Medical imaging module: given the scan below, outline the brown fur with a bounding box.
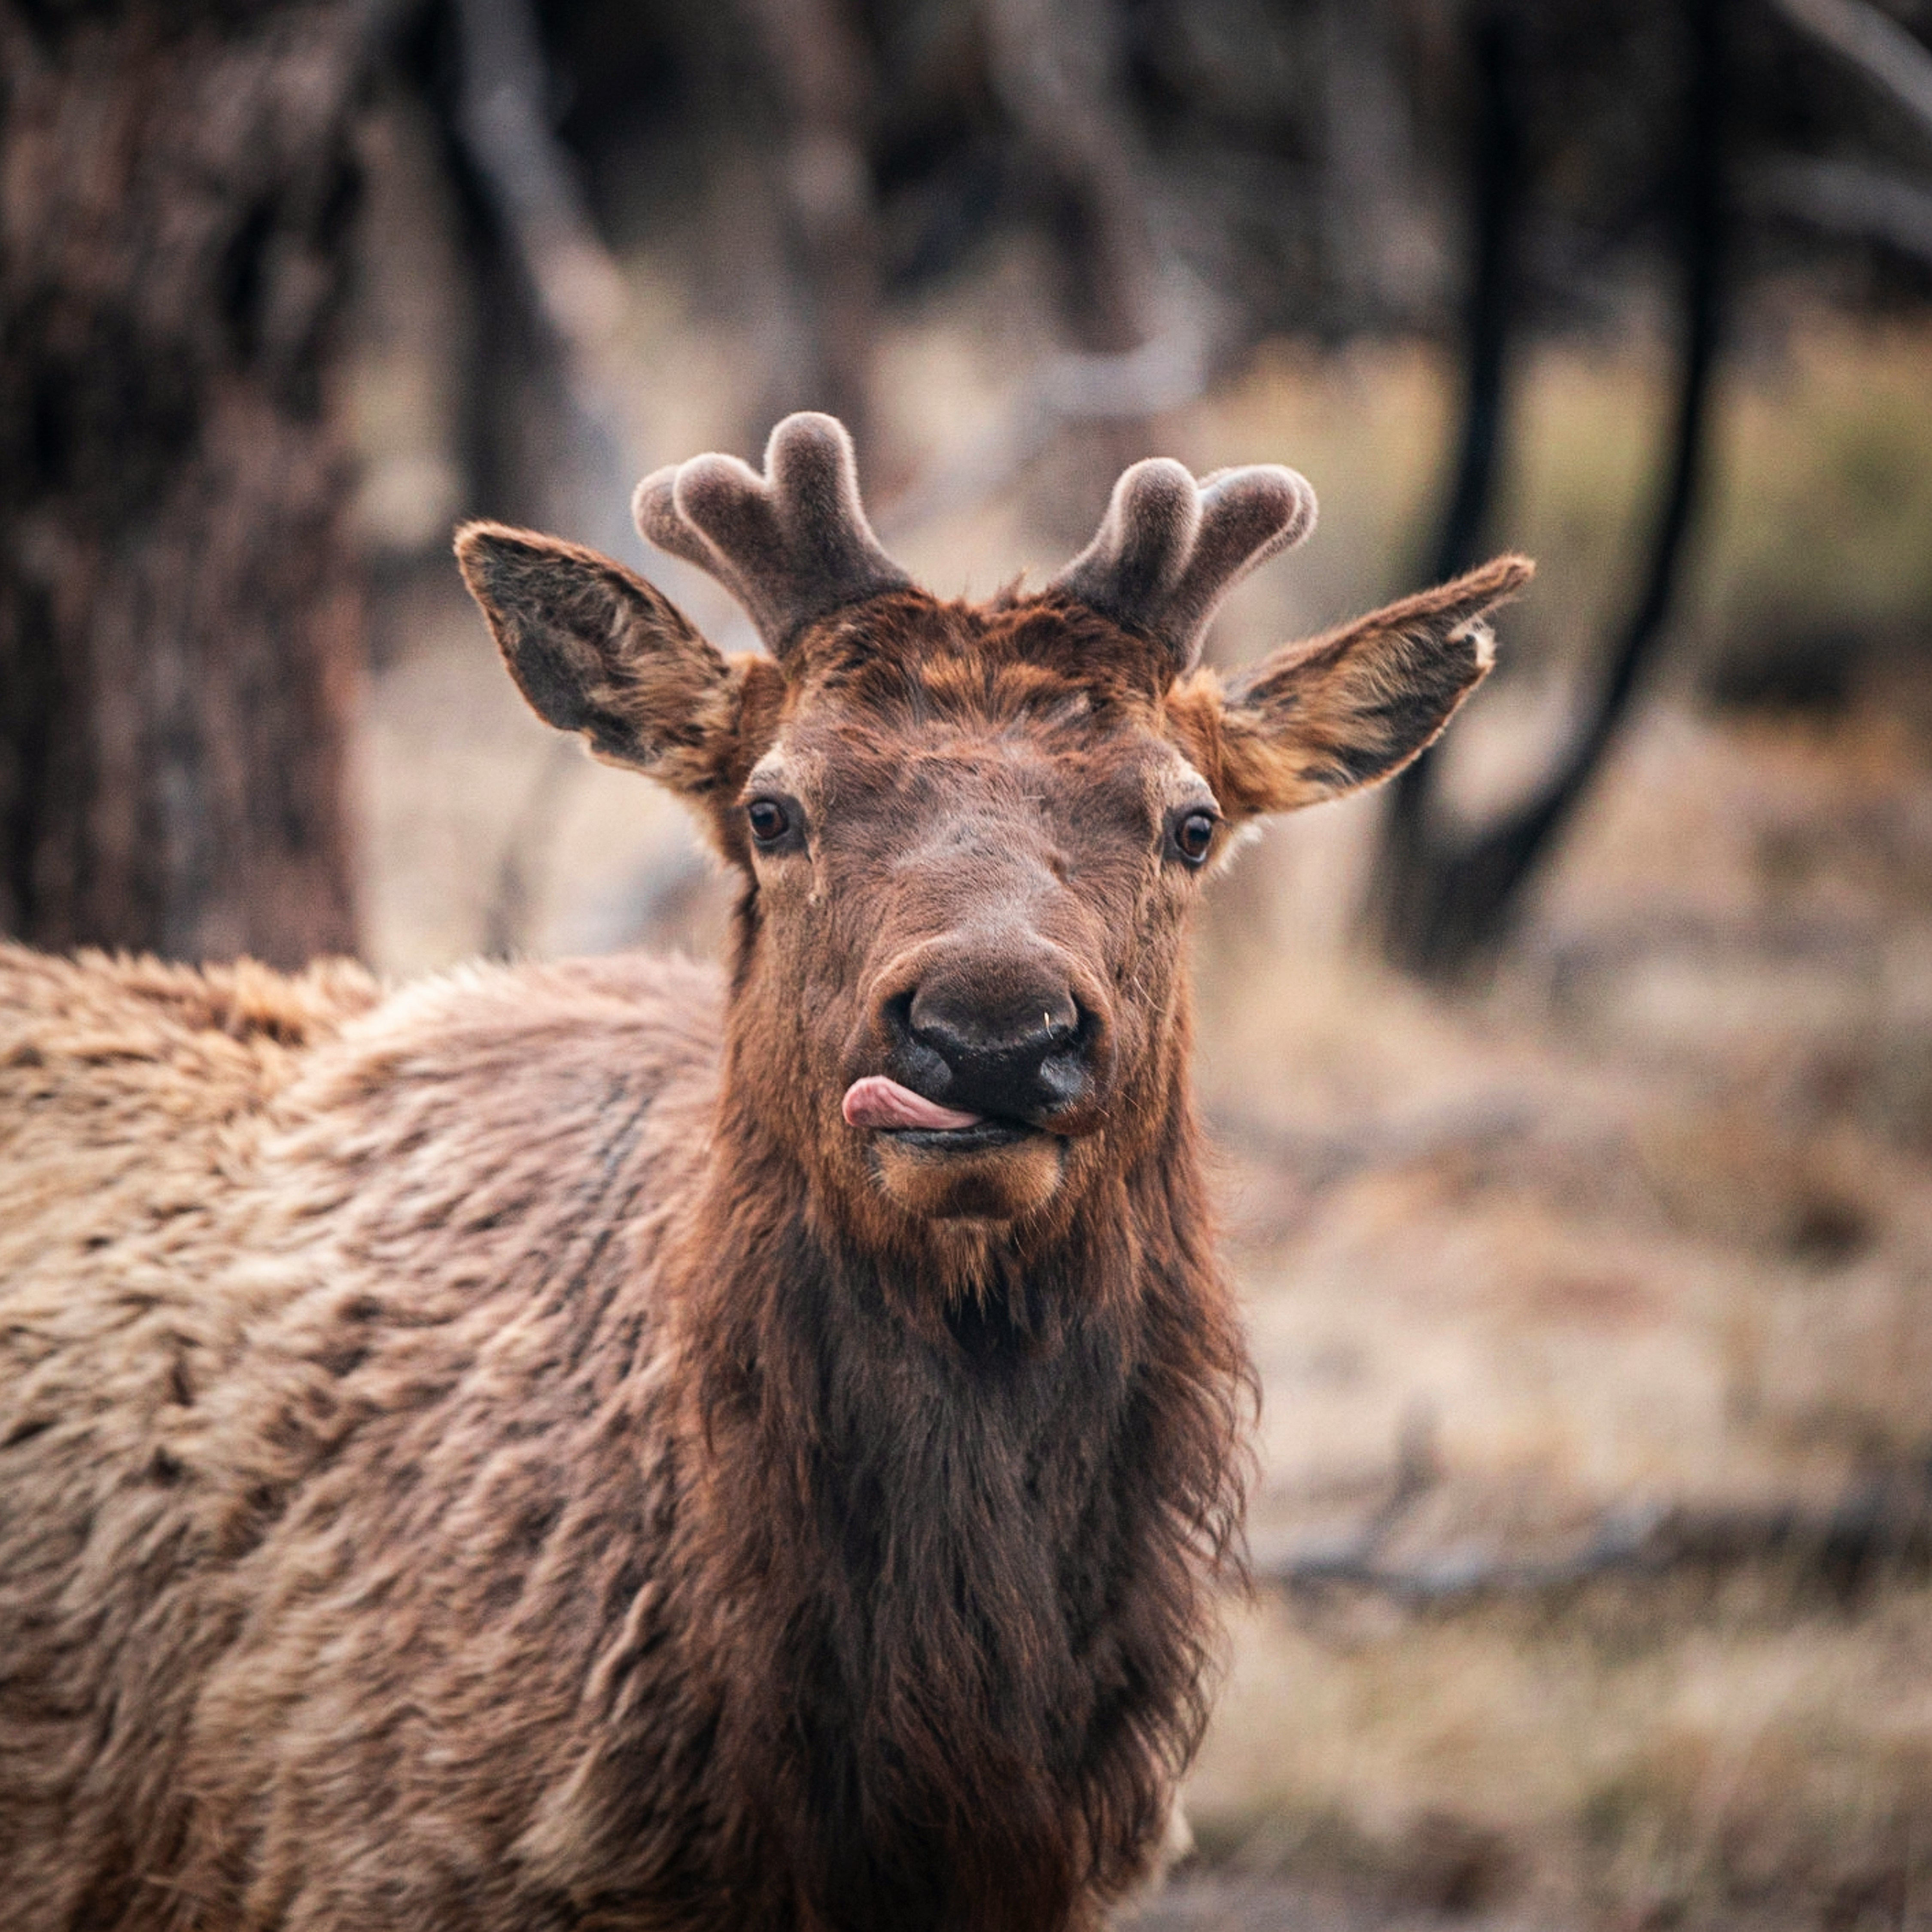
[1,437,1529,1931]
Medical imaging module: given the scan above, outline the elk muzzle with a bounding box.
[877,939,1106,1123]
[844,936,1115,1218]
[901,969,1084,1116]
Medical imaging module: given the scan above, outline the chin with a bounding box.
[871,1127,1067,1222]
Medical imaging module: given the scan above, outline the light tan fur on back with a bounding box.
[0,945,723,1930]
[0,945,378,1259]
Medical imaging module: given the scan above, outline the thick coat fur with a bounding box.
[0,414,1528,1931]
[0,939,1241,1932]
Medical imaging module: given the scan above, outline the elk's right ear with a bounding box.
[457,522,751,796]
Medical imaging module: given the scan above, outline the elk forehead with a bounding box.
[744,710,1214,818]
[742,618,1220,848]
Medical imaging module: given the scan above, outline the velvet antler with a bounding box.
[633,412,912,656]
[1048,459,1317,669]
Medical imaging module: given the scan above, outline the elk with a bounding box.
[0,413,1529,1932]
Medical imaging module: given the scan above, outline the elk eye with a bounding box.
[1171,808,1218,867]
[746,799,791,846]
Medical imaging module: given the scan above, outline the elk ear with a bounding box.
[456,522,746,796]
[1194,555,1533,819]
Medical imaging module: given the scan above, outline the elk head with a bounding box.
[459,414,1529,1242]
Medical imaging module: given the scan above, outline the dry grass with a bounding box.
[1182,687,1932,1926]
[1185,1574,1932,1925]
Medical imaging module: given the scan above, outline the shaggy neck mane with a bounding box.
[658,973,1253,1932]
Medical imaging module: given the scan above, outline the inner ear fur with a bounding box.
[1177,554,1534,819]
[456,522,751,796]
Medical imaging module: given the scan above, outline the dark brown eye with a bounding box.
[1172,808,1217,866]
[747,799,790,845]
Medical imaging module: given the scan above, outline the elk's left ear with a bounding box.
[456,522,751,796]
[1181,555,1533,819]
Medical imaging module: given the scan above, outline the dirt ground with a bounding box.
[1123,1872,1571,1932]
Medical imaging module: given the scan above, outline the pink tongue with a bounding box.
[842,1075,983,1132]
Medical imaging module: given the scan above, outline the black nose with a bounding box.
[892,975,1089,1121]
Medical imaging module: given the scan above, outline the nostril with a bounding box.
[906,1009,968,1064]
[882,989,915,1044]
[885,990,956,1097]
[1030,1016,1080,1066]
[1034,1050,1086,1111]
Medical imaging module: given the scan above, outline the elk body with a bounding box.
[0,415,1529,1932]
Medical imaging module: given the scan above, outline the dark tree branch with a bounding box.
[1259,1482,1932,1606]
[1769,0,1932,143]
[1375,0,1726,980]
[742,0,882,450]
[1380,11,1527,879]
[0,0,406,965]
[1759,153,1932,266]
[439,0,645,560]
[977,0,1172,540]
[980,0,1158,359]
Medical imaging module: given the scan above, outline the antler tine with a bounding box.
[632,412,912,656]
[1048,458,1318,669]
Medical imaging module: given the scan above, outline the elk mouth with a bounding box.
[842,1075,1044,1154]
[846,1072,1067,1218]
[885,1118,1037,1154]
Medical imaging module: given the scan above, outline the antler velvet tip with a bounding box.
[630,413,910,656]
[1047,460,1318,668]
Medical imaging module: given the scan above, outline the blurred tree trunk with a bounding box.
[1373,0,1726,981]
[744,0,882,455]
[1374,9,1527,960]
[981,0,1162,541]
[983,0,1152,361]
[0,0,383,967]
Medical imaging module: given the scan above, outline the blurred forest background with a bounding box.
[8,0,1932,1925]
